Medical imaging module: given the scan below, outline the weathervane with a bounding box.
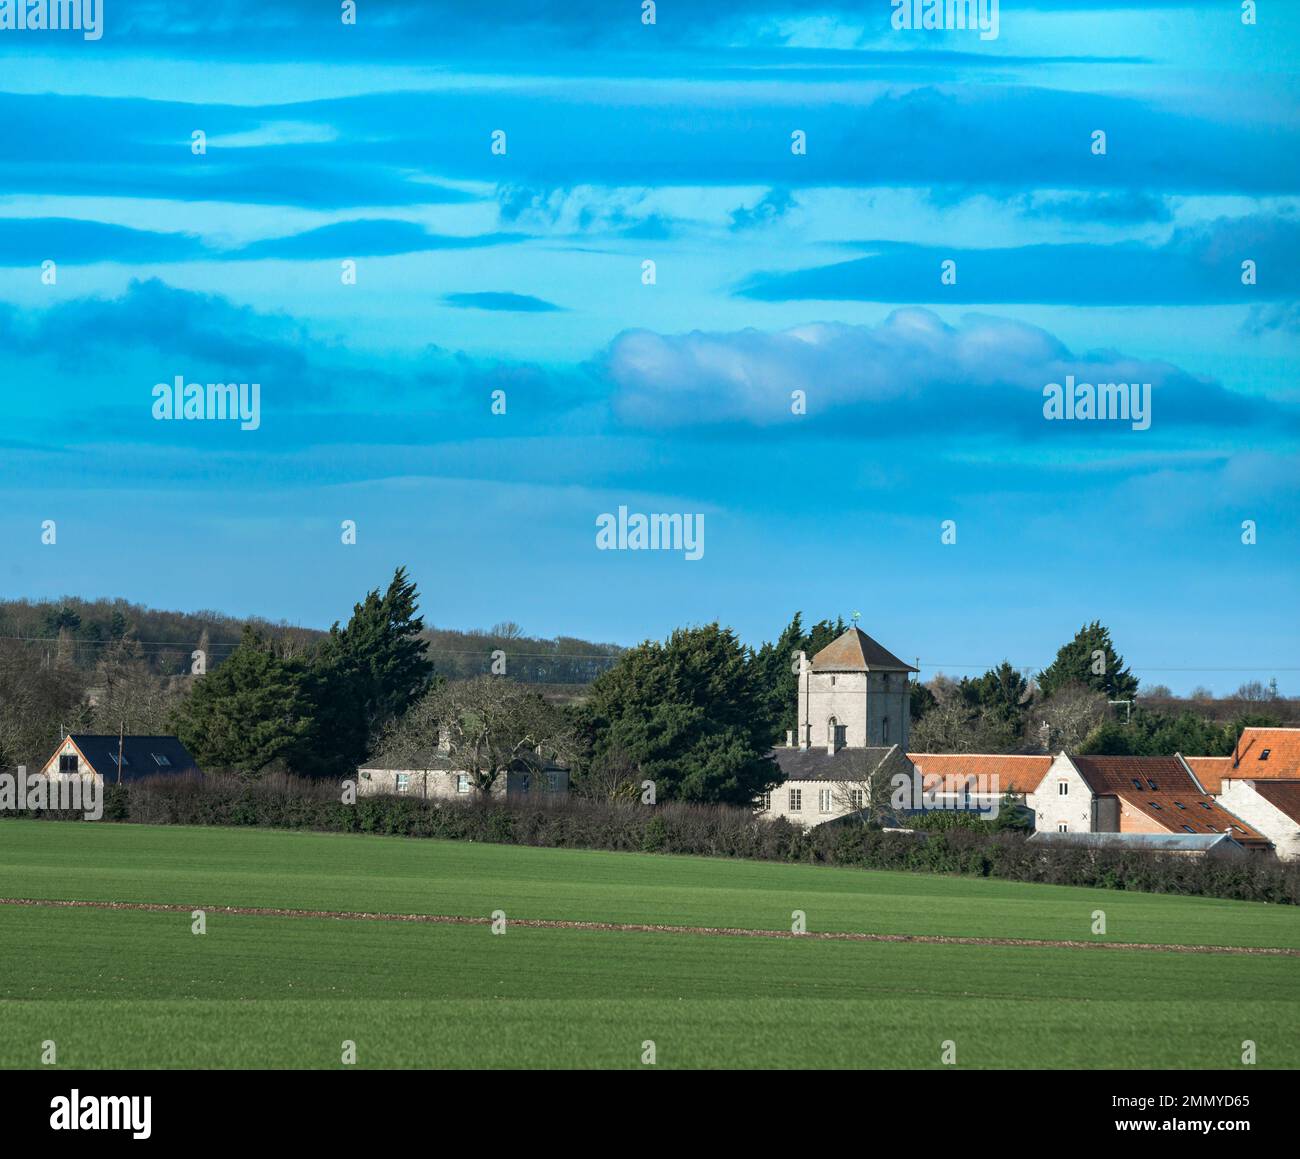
[851,610,861,625]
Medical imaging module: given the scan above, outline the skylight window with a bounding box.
[151,753,171,767]
[1146,779,1158,790]
[1260,749,1271,760]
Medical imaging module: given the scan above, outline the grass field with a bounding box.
[1,820,1297,1068]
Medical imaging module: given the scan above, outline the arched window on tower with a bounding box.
[827,717,846,748]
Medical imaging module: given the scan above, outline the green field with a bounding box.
[1,820,1297,1068]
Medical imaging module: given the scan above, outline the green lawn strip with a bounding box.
[0,907,1294,1068]
[1,821,1297,949]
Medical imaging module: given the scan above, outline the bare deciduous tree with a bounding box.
[373,677,576,796]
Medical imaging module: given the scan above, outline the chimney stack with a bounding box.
[785,729,794,748]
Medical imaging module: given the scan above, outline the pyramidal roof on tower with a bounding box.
[810,627,918,673]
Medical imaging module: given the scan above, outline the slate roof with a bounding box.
[64,735,198,782]
[908,753,1052,795]
[809,628,917,673]
[772,746,902,782]
[1027,831,1246,854]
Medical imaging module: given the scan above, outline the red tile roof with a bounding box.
[1226,728,1300,779]
[1184,756,1232,794]
[1249,780,1300,824]
[1070,756,1268,846]
[1070,755,1192,795]
[908,753,1052,795]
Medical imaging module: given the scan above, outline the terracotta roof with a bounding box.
[1111,791,1268,845]
[1249,780,1300,824]
[908,753,1052,795]
[1226,728,1300,779]
[1070,755,1192,795]
[810,627,917,673]
[1069,756,1268,846]
[1184,756,1232,794]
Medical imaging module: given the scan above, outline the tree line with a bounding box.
[0,572,1290,803]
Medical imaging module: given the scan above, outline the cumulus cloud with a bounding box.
[599,308,1295,435]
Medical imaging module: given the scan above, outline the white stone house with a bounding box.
[1215,780,1300,862]
[358,741,569,801]
[760,745,914,826]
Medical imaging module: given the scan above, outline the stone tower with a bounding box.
[795,627,917,752]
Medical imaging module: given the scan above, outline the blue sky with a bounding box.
[0,1,1296,694]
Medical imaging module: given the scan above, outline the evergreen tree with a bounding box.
[959,661,1031,730]
[1037,621,1138,700]
[309,567,435,774]
[582,623,780,805]
[172,627,316,775]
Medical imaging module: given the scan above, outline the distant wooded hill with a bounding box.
[0,598,623,687]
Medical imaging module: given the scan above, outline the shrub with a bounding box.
[16,771,1300,906]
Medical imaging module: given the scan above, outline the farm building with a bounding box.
[1025,754,1271,853]
[1026,831,1251,859]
